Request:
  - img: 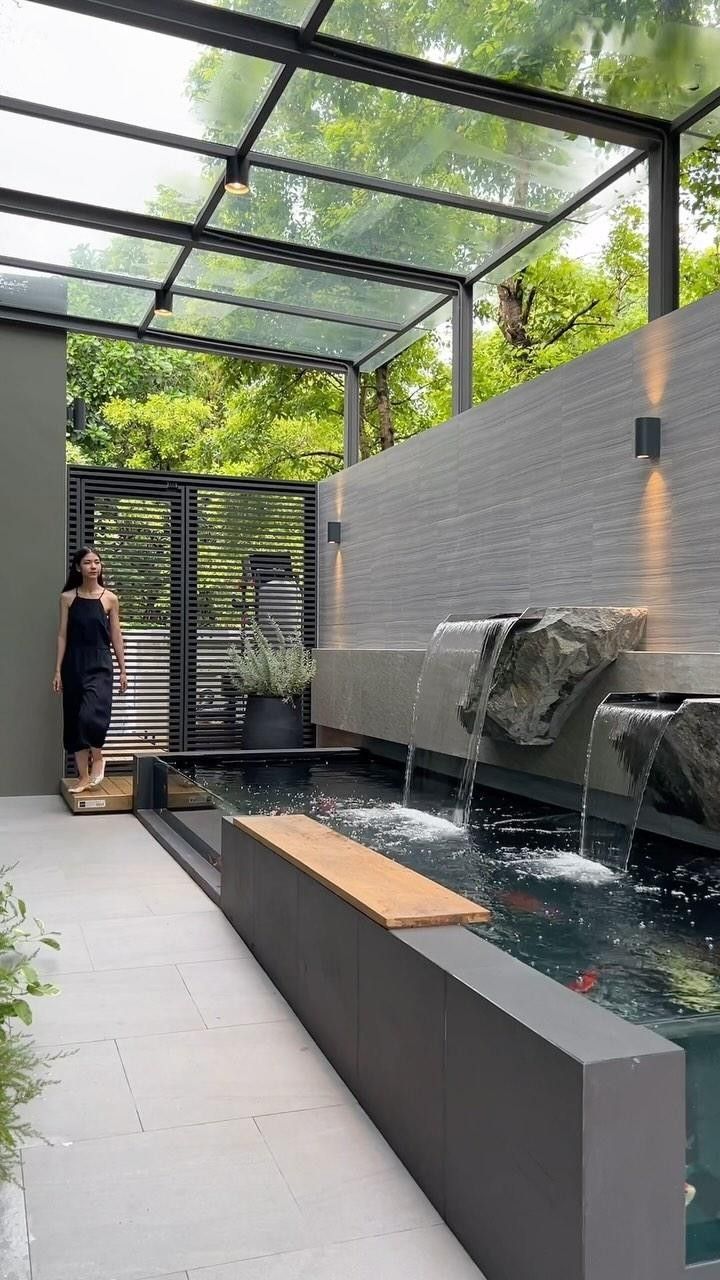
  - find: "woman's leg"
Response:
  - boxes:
[69,749,91,792]
[89,747,105,785]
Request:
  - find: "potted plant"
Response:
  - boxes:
[227,617,316,750]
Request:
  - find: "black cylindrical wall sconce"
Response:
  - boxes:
[634,417,661,460]
[327,521,342,544]
[66,398,87,436]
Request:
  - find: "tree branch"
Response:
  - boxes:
[543,299,600,348]
[292,450,344,462]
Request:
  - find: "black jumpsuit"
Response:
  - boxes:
[62,590,113,752]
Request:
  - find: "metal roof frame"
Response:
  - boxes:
[0,0,715,455]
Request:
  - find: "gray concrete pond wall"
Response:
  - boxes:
[221,816,687,1280]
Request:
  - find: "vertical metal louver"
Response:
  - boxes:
[67,467,317,768]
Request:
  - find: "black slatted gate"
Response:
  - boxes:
[67,466,317,765]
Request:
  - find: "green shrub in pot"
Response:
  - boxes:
[227,618,316,749]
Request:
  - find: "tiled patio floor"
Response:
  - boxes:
[0,796,485,1280]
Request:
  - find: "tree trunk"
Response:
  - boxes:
[375,363,395,450]
[496,275,534,347]
[359,379,373,460]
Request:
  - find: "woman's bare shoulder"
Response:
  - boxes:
[60,590,74,605]
[105,589,120,606]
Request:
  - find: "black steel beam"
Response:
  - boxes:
[671,86,720,137]
[0,187,460,292]
[0,94,233,157]
[0,304,350,371]
[648,135,680,320]
[31,0,668,147]
[0,255,162,291]
[466,148,648,287]
[248,152,548,224]
[343,364,360,467]
[452,281,474,415]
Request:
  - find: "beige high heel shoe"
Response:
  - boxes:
[89,762,106,789]
[69,777,92,793]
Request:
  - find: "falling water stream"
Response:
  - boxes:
[580,696,682,871]
[403,614,517,825]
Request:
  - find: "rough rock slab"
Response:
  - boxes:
[647,698,720,830]
[460,607,647,746]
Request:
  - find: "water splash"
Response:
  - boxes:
[580,696,679,871]
[403,615,517,826]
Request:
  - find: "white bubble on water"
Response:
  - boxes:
[520,851,620,885]
[339,803,465,843]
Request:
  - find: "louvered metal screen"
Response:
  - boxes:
[67,467,317,767]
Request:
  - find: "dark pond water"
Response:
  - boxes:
[169,753,720,1026]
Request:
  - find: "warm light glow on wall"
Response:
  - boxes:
[638,324,671,408]
[640,468,671,623]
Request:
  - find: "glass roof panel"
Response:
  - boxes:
[0,212,178,280]
[0,265,151,323]
[175,248,445,325]
[256,70,632,212]
[478,162,648,285]
[687,105,720,140]
[188,0,313,23]
[0,113,223,220]
[210,169,533,274]
[0,2,277,146]
[360,300,452,372]
[321,2,720,121]
[151,293,393,359]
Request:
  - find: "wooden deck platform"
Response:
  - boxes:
[233,813,490,929]
[61,771,213,815]
[61,775,133,814]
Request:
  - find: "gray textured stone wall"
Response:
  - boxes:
[319,291,720,653]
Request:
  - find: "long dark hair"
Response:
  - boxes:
[63,546,105,592]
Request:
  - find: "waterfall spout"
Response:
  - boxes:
[403,613,526,825]
[580,694,685,871]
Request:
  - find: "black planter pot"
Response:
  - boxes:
[242,695,303,750]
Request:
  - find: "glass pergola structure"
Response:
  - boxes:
[1,0,719,464]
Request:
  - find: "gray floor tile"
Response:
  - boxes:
[18,922,93,977]
[0,1180,31,1280]
[140,881,216,915]
[188,1225,485,1279]
[82,911,250,971]
[20,887,153,923]
[23,1121,309,1280]
[256,1105,441,1246]
[117,1022,348,1130]
[29,966,204,1046]
[178,958,292,1028]
[23,1040,141,1147]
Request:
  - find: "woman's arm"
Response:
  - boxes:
[53,596,69,692]
[108,593,128,692]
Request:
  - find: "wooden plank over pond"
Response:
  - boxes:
[232,813,491,929]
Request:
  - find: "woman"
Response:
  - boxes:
[53,547,127,792]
